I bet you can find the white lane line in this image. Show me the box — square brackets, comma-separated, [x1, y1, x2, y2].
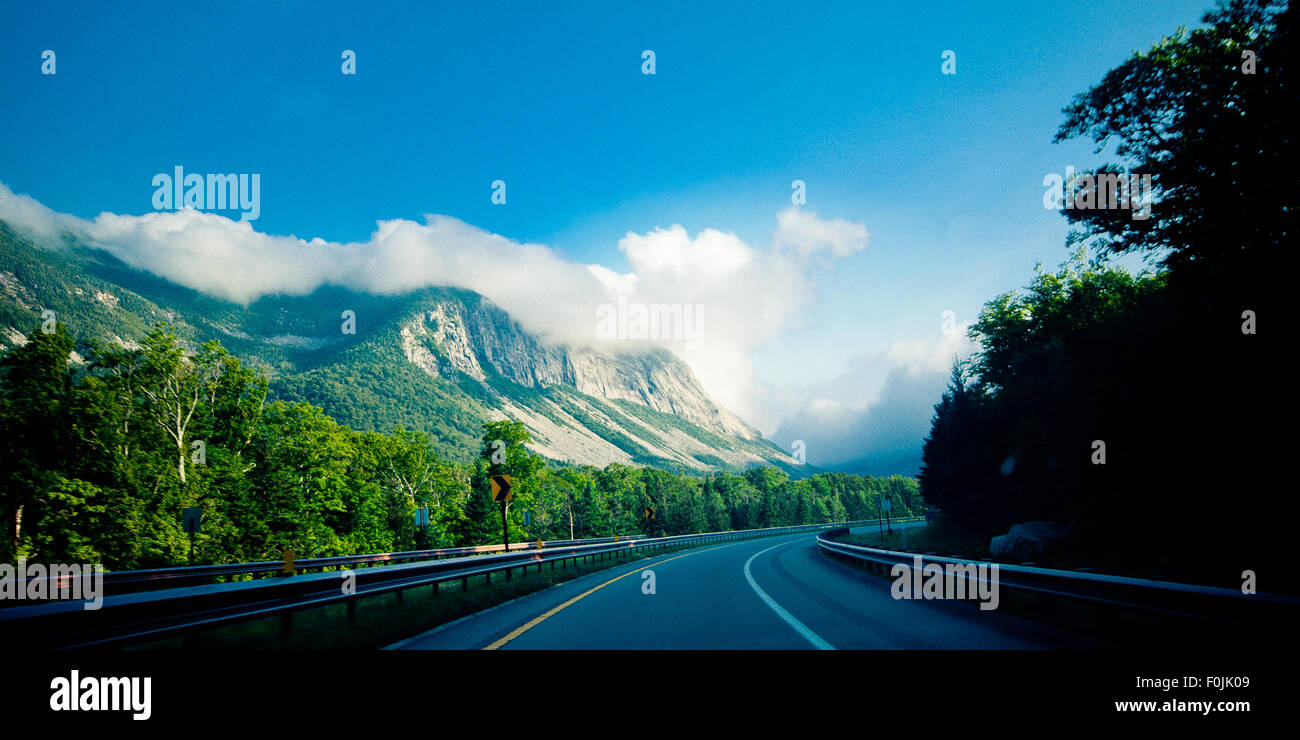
[743, 540, 835, 650]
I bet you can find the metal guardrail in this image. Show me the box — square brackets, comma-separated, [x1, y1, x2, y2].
[83, 535, 646, 592]
[0, 518, 916, 649]
[10, 519, 926, 595]
[816, 528, 1300, 625]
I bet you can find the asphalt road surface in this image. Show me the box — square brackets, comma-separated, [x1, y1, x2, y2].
[390, 528, 1104, 650]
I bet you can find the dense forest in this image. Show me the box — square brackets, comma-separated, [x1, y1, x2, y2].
[919, 0, 1290, 578]
[0, 324, 922, 569]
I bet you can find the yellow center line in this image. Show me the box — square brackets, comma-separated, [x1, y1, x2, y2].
[482, 541, 745, 650]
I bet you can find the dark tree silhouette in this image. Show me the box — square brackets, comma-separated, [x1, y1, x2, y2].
[919, 0, 1291, 587]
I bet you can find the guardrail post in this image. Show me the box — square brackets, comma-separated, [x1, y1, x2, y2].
[432, 581, 439, 596]
[506, 566, 512, 582]
[462, 575, 469, 591]
[347, 599, 357, 622]
[280, 611, 293, 640]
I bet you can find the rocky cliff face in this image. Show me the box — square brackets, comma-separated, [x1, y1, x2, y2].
[399, 294, 759, 441]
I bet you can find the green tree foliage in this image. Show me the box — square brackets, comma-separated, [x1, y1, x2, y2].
[0, 324, 77, 560]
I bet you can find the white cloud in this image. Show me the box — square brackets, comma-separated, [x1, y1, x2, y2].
[884, 327, 979, 377]
[770, 328, 980, 471]
[0, 185, 78, 244]
[603, 208, 871, 426]
[0, 184, 875, 438]
[774, 206, 870, 259]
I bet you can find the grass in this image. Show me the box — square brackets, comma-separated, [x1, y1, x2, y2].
[130, 542, 700, 650]
[839, 520, 989, 560]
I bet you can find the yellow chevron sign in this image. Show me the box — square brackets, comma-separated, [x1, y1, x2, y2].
[491, 475, 513, 502]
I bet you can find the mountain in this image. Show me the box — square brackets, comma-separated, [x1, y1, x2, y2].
[0, 220, 802, 474]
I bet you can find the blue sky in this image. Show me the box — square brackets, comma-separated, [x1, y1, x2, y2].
[0, 1, 1214, 466]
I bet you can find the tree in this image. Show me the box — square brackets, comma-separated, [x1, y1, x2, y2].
[0, 324, 76, 559]
[595, 463, 641, 536]
[135, 326, 213, 486]
[1055, 0, 1293, 284]
[249, 402, 354, 557]
[459, 420, 545, 545]
[376, 428, 444, 547]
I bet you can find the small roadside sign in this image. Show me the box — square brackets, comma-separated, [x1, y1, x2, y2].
[182, 507, 202, 534]
[182, 507, 202, 565]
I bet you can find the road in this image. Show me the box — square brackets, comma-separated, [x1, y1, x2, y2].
[390, 527, 1105, 649]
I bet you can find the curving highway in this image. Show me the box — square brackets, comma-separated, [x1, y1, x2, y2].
[389, 526, 1106, 650]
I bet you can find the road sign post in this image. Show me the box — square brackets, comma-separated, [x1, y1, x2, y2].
[413, 507, 429, 547]
[182, 507, 202, 565]
[500, 501, 509, 549]
[877, 497, 885, 543]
